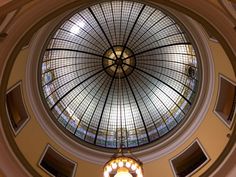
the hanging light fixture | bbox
[103,152,143,177]
[103,56,144,177]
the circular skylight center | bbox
[103,46,136,78]
[40,1,200,150]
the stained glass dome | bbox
[40,1,200,149]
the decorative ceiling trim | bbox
[0,0,33,16]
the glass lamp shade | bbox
[114,167,132,177]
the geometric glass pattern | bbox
[40,1,200,149]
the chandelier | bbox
[103,150,144,177]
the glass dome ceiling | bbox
[40,1,200,149]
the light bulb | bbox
[107,165,112,172]
[131,164,137,171]
[112,162,118,169]
[136,168,141,174]
[104,171,109,177]
[125,161,131,168]
[118,161,124,167]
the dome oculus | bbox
[40,1,200,149]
